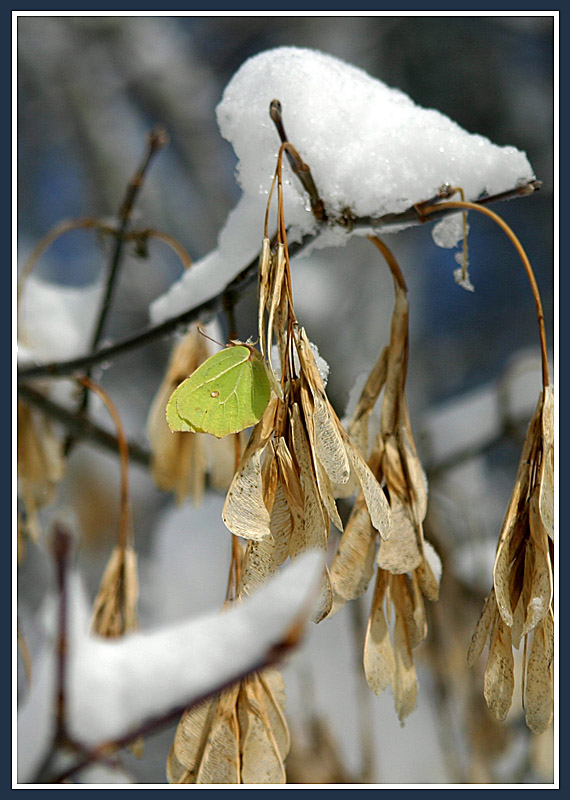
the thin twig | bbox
[17,218,191,311]
[17,384,151,468]
[222,291,238,343]
[53,524,72,745]
[74,126,169,426]
[78,377,132,550]
[17,180,540,385]
[89,126,170,357]
[16,246,267,382]
[33,523,81,782]
[357,179,542,230]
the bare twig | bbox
[358,178,542,230]
[52,524,72,745]
[88,126,170,357]
[33,523,90,783]
[17,384,151,468]
[17,219,191,311]
[71,126,169,433]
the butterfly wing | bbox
[167,345,270,438]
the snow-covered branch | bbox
[17,551,324,783]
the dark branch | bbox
[17,178,540,385]
[74,126,169,424]
[18,384,151,468]
[358,178,542,230]
[46,612,307,783]
[89,126,169,357]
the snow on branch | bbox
[151,46,535,324]
[17,550,323,782]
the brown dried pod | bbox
[17,399,66,540]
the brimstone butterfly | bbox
[166,343,271,438]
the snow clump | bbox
[151,47,534,324]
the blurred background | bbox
[17,15,555,785]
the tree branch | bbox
[44,611,307,784]
[88,126,170,358]
[73,126,169,425]
[17,179,540,385]
[18,384,151,468]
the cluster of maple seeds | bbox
[330,253,440,723]
[158,145,444,782]
[146,144,555,783]
[15,142,554,783]
[468,386,554,734]
[14,106,554,783]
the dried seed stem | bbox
[17,382,151,467]
[226,536,244,604]
[17,219,192,311]
[225,432,245,603]
[276,145,296,319]
[367,235,408,292]
[17,218,97,308]
[367,234,410,387]
[420,200,550,389]
[78,377,132,550]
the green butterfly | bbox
[166,343,271,438]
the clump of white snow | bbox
[18,275,105,364]
[151,47,534,324]
[17,551,323,781]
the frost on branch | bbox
[151,46,534,324]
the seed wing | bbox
[250,352,272,421]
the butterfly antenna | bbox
[197,326,226,348]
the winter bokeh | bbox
[17,15,555,785]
